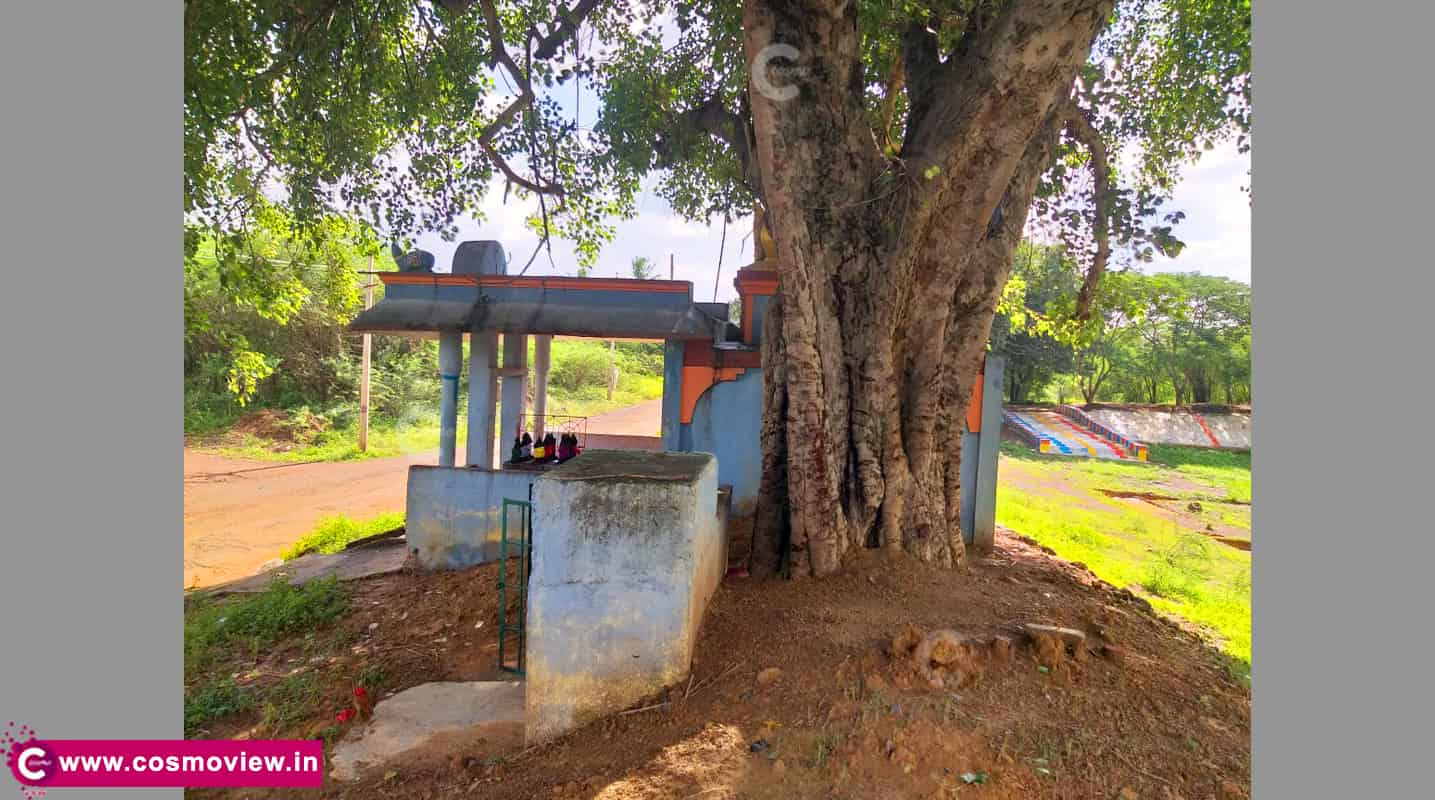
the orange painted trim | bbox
[733,268,779,297]
[379,273,691,294]
[966,369,985,433]
[679,366,748,424]
[733,265,780,345]
[682,346,761,369]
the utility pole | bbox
[359,254,373,452]
[607,339,617,400]
[669,252,674,280]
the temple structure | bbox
[348,241,1000,568]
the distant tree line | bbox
[992,244,1250,406]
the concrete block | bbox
[405,466,538,570]
[451,240,507,275]
[526,451,723,743]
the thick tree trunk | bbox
[745,0,1112,576]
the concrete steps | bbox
[1005,410,1132,460]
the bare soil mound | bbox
[193,529,1250,800]
[230,409,328,443]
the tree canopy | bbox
[185,0,1251,574]
[185,0,1249,284]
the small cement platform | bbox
[330,680,525,782]
[539,448,714,483]
[206,539,409,595]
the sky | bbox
[410,136,1250,303]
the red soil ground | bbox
[192,527,1250,800]
[183,402,665,588]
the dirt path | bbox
[184,401,666,589]
[585,399,661,436]
[183,449,432,589]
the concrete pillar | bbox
[971,354,1006,552]
[437,329,463,468]
[661,340,685,450]
[467,331,498,469]
[500,333,528,443]
[532,335,552,440]
[959,430,979,544]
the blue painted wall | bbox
[684,369,764,514]
[748,294,771,346]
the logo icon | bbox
[3,723,49,798]
[751,43,805,102]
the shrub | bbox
[184,678,255,736]
[281,512,405,561]
[550,342,612,391]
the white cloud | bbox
[1144,141,1251,283]
[407,144,1249,300]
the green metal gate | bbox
[497,497,532,675]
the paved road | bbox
[578,399,661,437]
[183,401,664,589]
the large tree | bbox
[186,0,1250,576]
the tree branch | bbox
[889,0,1115,292]
[474,0,563,194]
[654,97,761,198]
[534,0,603,60]
[1064,101,1112,321]
[903,0,1115,164]
[877,53,906,153]
[897,21,941,154]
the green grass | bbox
[281,511,406,561]
[184,678,256,736]
[185,577,350,674]
[258,672,328,734]
[1148,444,1251,504]
[184,577,352,736]
[1001,441,1251,529]
[996,449,1251,674]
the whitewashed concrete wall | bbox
[405,466,539,569]
[525,451,723,743]
[1085,407,1252,449]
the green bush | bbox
[550,342,613,391]
[184,678,255,736]
[281,511,406,561]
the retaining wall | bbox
[405,466,539,569]
[1083,405,1251,449]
